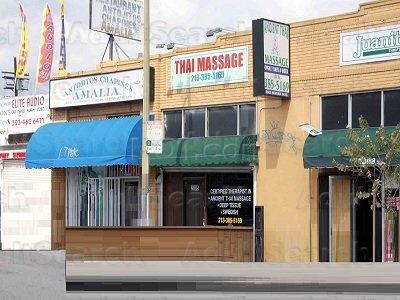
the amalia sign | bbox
[50,69,144,108]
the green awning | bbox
[149,135,258,167]
[303,127,397,168]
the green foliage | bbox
[335,116,400,205]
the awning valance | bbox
[25,117,142,169]
[149,135,258,167]
[303,127,397,168]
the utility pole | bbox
[2,57,29,97]
[14,57,18,96]
[141,0,150,225]
[109,34,114,61]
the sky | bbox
[0,0,369,97]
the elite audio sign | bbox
[50,69,144,108]
[170,46,248,90]
[89,0,143,41]
[253,18,290,98]
[0,94,50,146]
[340,24,400,66]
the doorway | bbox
[184,178,205,226]
[318,174,382,262]
[122,179,139,226]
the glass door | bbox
[122,180,139,226]
[184,178,205,226]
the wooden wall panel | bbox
[65,227,252,262]
[331,177,351,262]
[51,169,66,250]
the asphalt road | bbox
[66,292,400,300]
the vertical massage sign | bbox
[252,19,290,98]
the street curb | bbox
[66,281,400,293]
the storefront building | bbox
[26,0,400,262]
[298,0,400,262]
[0,94,51,249]
[26,40,257,261]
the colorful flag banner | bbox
[37,4,54,84]
[59,0,66,71]
[16,3,29,79]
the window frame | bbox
[319,89,399,130]
[163,102,256,139]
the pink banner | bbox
[37,4,54,84]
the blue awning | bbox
[25,117,142,169]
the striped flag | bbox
[36,4,54,84]
[59,0,66,71]
[16,2,29,79]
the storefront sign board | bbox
[341,24,400,65]
[0,95,50,146]
[0,150,26,160]
[146,121,163,154]
[50,69,144,108]
[89,0,143,41]
[170,46,248,90]
[207,187,253,226]
[253,18,290,98]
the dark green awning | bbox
[149,135,258,167]
[303,127,397,168]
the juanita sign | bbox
[50,69,143,108]
[341,24,400,65]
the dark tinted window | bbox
[164,111,182,139]
[321,95,348,130]
[208,106,238,136]
[239,104,256,135]
[184,109,205,138]
[385,90,400,126]
[352,92,381,128]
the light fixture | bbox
[166,42,188,50]
[206,27,236,37]
[299,123,322,137]
[156,43,166,49]
[156,42,188,50]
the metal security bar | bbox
[66,166,140,227]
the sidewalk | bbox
[66,261,400,293]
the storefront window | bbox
[208,106,238,136]
[321,95,348,130]
[164,110,182,139]
[239,104,256,135]
[384,90,400,126]
[163,172,253,227]
[352,92,381,128]
[66,166,140,227]
[184,108,205,138]
[321,90,400,129]
[163,103,256,139]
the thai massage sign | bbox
[170,46,248,89]
[0,95,50,145]
[341,24,400,65]
[252,19,290,98]
[50,69,144,108]
[89,0,143,41]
